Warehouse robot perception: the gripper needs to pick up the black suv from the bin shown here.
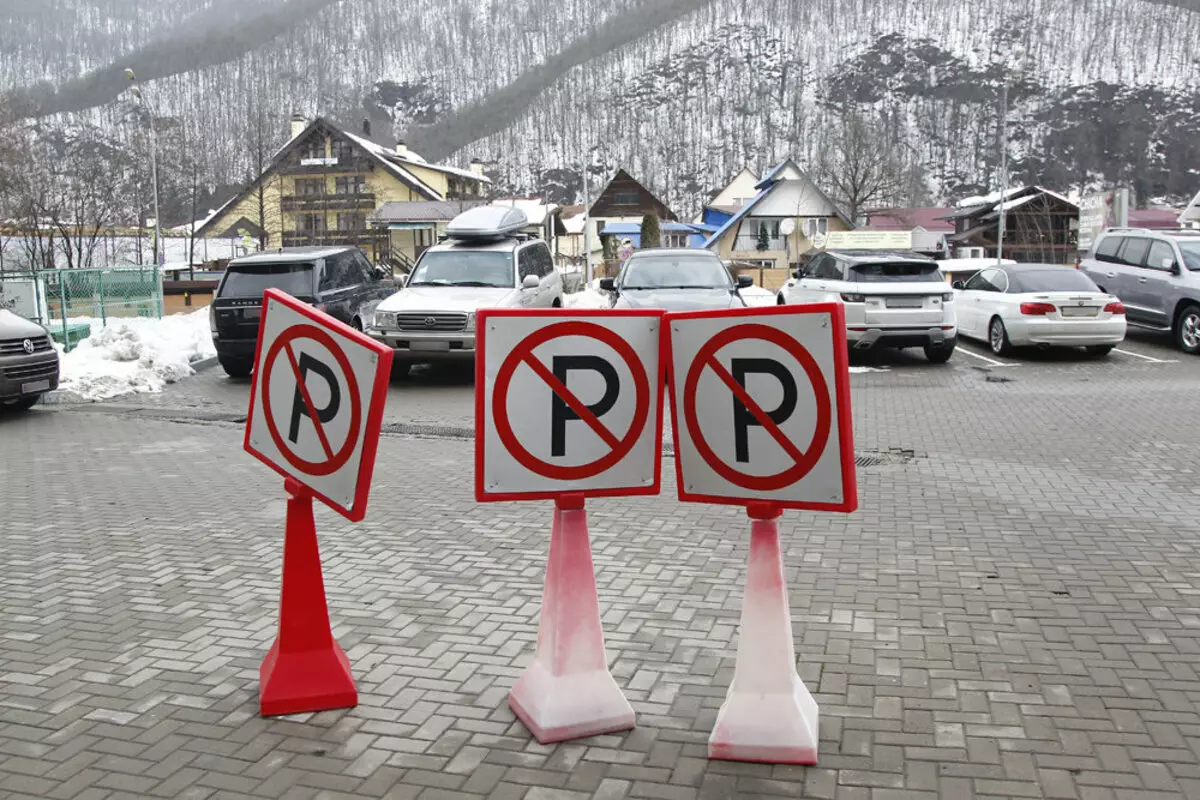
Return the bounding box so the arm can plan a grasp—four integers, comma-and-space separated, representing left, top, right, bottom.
209, 247, 395, 377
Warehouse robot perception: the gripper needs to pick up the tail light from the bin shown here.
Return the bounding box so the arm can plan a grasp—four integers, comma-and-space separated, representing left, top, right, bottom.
1020, 302, 1056, 316
840, 293, 865, 303
1104, 301, 1125, 315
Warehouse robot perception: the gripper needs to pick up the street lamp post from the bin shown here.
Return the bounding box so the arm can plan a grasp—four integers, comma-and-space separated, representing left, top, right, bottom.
125, 69, 162, 270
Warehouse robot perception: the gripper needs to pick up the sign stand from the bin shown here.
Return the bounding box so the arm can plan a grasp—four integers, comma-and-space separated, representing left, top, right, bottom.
259, 478, 357, 716
709, 502, 818, 764
509, 492, 635, 743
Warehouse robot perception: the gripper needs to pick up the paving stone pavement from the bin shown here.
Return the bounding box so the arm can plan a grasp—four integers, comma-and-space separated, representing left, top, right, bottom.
3, 335, 1200, 799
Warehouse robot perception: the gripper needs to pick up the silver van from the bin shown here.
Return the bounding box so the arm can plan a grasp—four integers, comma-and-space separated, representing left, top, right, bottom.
0, 310, 60, 411
1080, 228, 1200, 353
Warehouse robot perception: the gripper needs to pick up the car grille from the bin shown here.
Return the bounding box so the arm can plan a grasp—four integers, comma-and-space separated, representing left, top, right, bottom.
394, 313, 467, 332
5, 359, 59, 381
0, 335, 53, 355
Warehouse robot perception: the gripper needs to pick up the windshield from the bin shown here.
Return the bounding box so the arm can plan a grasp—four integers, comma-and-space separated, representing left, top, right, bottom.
1179, 241, 1200, 271
221, 262, 315, 297
408, 251, 514, 288
621, 256, 733, 289
850, 262, 942, 283
1010, 269, 1098, 293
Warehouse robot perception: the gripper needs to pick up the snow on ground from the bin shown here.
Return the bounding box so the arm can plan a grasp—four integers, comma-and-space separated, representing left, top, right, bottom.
564, 280, 612, 309
53, 309, 216, 402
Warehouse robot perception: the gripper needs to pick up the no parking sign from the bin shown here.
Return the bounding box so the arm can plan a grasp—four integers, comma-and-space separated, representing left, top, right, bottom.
665, 304, 857, 511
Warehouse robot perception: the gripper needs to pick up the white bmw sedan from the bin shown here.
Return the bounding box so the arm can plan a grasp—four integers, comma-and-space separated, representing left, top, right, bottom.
953, 263, 1126, 356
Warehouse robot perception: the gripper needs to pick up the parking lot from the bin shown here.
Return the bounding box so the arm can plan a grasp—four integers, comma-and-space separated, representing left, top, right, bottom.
3, 329, 1200, 799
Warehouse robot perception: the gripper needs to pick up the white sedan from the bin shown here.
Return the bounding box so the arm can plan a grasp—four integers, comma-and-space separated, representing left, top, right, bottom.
954, 263, 1126, 356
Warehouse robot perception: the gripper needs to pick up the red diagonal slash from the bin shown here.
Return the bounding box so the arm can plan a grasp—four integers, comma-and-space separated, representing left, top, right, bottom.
284, 341, 335, 461
704, 355, 809, 466
520, 353, 621, 451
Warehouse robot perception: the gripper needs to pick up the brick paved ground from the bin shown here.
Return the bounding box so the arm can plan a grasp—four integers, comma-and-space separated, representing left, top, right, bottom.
3, 329, 1200, 799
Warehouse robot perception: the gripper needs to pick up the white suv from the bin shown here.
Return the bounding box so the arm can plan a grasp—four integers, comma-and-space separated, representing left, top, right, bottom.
368, 207, 564, 376
778, 250, 957, 362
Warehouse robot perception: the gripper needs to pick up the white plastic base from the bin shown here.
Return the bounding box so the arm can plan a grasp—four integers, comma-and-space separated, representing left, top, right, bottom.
510, 659, 635, 743
708, 505, 819, 765
510, 495, 635, 744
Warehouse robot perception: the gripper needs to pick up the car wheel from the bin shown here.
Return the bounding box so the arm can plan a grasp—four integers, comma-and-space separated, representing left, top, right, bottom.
1175, 304, 1200, 354
777, 293, 787, 305
1, 395, 40, 412
989, 317, 1014, 356
350, 317, 363, 332
552, 297, 562, 308
924, 344, 954, 364
391, 362, 411, 380
219, 357, 252, 378
1086, 345, 1113, 357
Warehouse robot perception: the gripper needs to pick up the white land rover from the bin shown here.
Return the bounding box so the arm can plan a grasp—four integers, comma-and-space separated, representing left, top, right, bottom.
368, 206, 564, 376
778, 250, 958, 362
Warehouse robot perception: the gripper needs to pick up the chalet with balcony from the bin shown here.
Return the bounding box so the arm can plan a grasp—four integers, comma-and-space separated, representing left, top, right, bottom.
942, 187, 1079, 264
703, 160, 852, 289
195, 115, 490, 266
587, 169, 677, 272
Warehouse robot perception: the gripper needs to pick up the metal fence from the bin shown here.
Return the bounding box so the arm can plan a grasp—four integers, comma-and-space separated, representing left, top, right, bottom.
0, 266, 163, 351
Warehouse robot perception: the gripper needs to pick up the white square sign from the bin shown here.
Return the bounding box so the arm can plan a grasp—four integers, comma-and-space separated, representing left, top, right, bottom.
476, 309, 665, 501
245, 289, 393, 521
665, 304, 857, 512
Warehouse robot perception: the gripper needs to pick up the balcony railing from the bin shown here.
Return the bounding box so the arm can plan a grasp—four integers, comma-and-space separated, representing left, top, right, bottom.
732, 235, 786, 252
281, 192, 376, 212
283, 230, 386, 248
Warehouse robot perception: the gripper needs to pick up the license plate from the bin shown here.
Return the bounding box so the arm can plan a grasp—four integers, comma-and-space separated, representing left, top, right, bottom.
21, 380, 50, 394
1060, 306, 1098, 317
410, 341, 451, 352
242, 308, 261, 321
885, 297, 924, 308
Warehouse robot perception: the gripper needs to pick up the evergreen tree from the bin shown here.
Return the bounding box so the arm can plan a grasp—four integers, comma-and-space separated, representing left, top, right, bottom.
756, 224, 771, 251
640, 214, 662, 249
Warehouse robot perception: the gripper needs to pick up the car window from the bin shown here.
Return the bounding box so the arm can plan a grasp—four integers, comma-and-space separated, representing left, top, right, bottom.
964, 269, 999, 292
621, 255, 733, 289
518, 248, 539, 281
992, 270, 1010, 293
409, 250, 515, 288
850, 261, 942, 283
533, 244, 554, 277
1146, 241, 1176, 272
319, 252, 357, 291
1094, 236, 1122, 263
816, 258, 843, 281
223, 262, 316, 298
1118, 237, 1151, 267
1009, 269, 1099, 293
1178, 241, 1200, 271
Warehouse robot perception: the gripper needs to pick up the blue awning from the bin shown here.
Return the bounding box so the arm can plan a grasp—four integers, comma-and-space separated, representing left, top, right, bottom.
387, 222, 436, 231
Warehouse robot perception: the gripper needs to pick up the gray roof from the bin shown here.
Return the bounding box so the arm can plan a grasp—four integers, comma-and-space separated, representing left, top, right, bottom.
230, 247, 351, 264
827, 250, 936, 263
371, 201, 486, 224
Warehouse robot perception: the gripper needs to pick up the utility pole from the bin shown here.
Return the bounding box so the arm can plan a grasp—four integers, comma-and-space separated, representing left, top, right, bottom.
582, 159, 593, 286
996, 80, 1009, 266
126, 69, 162, 269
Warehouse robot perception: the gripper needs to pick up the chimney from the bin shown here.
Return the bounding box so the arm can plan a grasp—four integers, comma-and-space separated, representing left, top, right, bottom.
361, 118, 372, 139
470, 158, 485, 177
395, 139, 408, 159
289, 113, 306, 140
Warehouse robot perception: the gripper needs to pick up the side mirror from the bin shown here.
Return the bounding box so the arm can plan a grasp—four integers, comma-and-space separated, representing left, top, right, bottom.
522, 274, 540, 290
792, 269, 802, 279
736, 275, 754, 289
1163, 256, 1180, 274
599, 278, 616, 292
952, 280, 965, 290
373, 266, 388, 281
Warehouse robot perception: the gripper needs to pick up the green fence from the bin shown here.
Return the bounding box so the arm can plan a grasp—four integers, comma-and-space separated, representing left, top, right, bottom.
3, 266, 165, 351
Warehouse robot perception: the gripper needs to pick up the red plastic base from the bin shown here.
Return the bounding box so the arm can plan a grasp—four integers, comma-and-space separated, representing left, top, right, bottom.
258, 479, 358, 717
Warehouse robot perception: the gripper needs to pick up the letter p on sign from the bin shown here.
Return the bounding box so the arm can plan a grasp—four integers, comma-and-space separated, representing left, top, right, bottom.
665, 305, 857, 512
475, 309, 666, 501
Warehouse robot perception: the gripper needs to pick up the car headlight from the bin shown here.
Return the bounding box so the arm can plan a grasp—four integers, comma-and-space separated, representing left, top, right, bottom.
374, 311, 394, 329
465, 312, 476, 332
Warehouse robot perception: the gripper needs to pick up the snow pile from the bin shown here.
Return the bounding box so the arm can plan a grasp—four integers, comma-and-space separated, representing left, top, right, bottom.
564, 280, 612, 310
55, 309, 216, 402
739, 286, 776, 307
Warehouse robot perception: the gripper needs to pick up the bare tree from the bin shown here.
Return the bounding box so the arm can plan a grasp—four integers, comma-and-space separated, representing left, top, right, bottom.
813, 111, 916, 224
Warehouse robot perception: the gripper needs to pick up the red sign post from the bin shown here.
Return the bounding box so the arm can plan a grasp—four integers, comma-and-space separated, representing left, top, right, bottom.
245, 289, 392, 716
665, 304, 857, 765
477, 309, 664, 743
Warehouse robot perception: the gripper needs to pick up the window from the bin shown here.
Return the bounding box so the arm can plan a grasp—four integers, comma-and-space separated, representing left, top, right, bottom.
805, 218, 828, 238
620, 254, 733, 289
518, 248, 539, 281
1146, 241, 1176, 271
296, 178, 324, 196
532, 245, 555, 277
221, 263, 315, 298
296, 213, 326, 234
1094, 235, 1122, 263
355, 252, 378, 282
337, 213, 366, 232
612, 188, 640, 206
664, 232, 690, 248
335, 175, 367, 195
964, 269, 1001, 292
803, 254, 832, 279
1117, 237, 1151, 267
807, 255, 842, 281
318, 256, 342, 291
1010, 269, 1099, 293
300, 138, 325, 161
1178, 241, 1200, 272
330, 138, 351, 162
409, 251, 514, 288
991, 270, 1010, 293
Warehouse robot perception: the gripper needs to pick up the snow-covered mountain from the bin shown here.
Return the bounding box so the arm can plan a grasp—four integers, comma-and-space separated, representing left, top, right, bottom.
3, 0, 1198, 221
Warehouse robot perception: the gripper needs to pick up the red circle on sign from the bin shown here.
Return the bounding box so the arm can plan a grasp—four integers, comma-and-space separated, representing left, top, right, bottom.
682, 323, 831, 491
261, 324, 362, 477
493, 321, 650, 481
